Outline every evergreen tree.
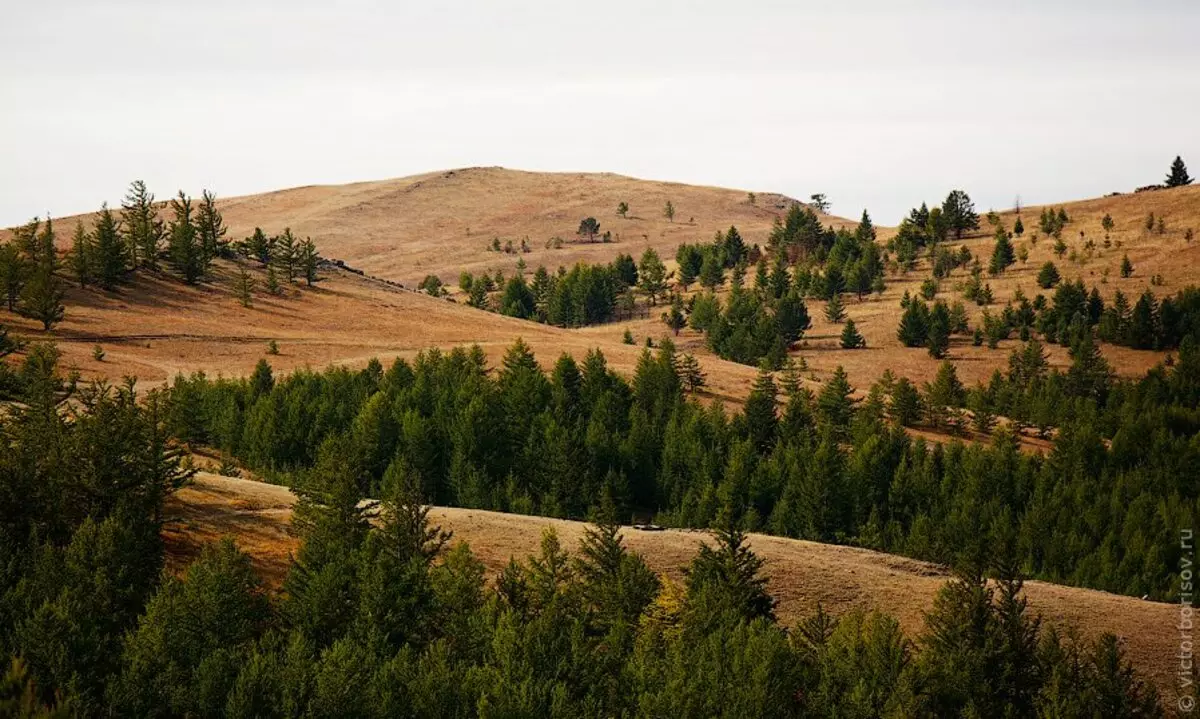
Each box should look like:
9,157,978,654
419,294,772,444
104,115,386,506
1101,213,1115,235
685,522,776,623
638,248,668,305
121,180,163,270
91,204,126,290
723,226,746,267
1165,155,1193,187
743,366,778,451
246,228,272,265
274,229,299,283
824,293,846,323
889,377,921,427
299,238,320,286
663,294,686,335
663,200,675,223
0,243,27,311
942,190,980,239
989,225,1015,275
18,264,65,331
1120,254,1133,278
840,318,866,349
167,191,203,283
1013,216,1024,236
897,299,929,347
927,302,951,359
616,201,629,218
699,250,724,290
236,266,255,308
70,221,91,288
195,189,227,270
1037,261,1061,289
679,353,706,393
816,366,855,432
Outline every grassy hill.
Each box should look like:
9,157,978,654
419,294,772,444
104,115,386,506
167,471,1182,701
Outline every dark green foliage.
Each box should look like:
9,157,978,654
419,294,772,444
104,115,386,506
195,190,227,269
17,266,64,331
988,225,1015,275
1121,254,1133,278
167,191,203,284
824,292,845,323
942,189,980,239
638,248,668,305
121,180,164,270
419,274,446,297
577,216,600,242
1166,155,1193,187
1037,261,1061,289
840,318,865,349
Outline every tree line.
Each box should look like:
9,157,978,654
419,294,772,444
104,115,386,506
0,181,323,332
451,250,668,327
166,329,1200,601
0,345,1166,716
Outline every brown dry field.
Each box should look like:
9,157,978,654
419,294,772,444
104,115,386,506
165,471,1183,702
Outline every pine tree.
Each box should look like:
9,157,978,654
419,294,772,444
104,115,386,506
1165,155,1193,187
1101,213,1115,235
942,190,980,239
70,221,91,288
744,366,779,452
1120,254,1133,278
816,366,855,432
275,228,299,283
663,294,686,335
897,299,929,347
679,353,706,393
889,377,921,427
194,190,227,271
121,180,163,270
265,263,281,295
236,266,255,308
616,201,629,218
638,248,667,305
824,293,846,323
91,204,126,290
0,244,27,311
299,238,320,286
18,264,65,331
927,302,951,359
246,227,272,265
840,318,866,349
1037,261,1061,289
989,225,1015,275
1013,216,1024,236
699,250,724,290
663,200,675,223
167,191,203,283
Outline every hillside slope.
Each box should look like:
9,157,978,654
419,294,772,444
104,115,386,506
209,167,851,286
165,472,1182,702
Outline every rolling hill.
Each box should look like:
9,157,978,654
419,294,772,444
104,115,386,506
165,471,1183,702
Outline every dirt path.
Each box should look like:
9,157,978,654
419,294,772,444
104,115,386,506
164,472,1182,702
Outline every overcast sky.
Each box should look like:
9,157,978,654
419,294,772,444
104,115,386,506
2,0,1198,226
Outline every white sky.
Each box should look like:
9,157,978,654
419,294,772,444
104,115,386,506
2,0,1198,226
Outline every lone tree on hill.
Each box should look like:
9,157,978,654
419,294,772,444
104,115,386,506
578,217,601,243
1120,254,1134,278
616,201,629,218
663,200,676,223
1166,155,1193,187
942,189,980,239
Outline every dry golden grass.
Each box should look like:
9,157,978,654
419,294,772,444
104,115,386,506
166,472,1183,702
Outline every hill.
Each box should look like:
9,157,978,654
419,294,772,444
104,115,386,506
165,471,1182,702
3,173,1199,401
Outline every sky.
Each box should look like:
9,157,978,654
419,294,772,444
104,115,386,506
2,0,1198,226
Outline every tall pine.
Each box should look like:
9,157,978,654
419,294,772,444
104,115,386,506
167,191,203,283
